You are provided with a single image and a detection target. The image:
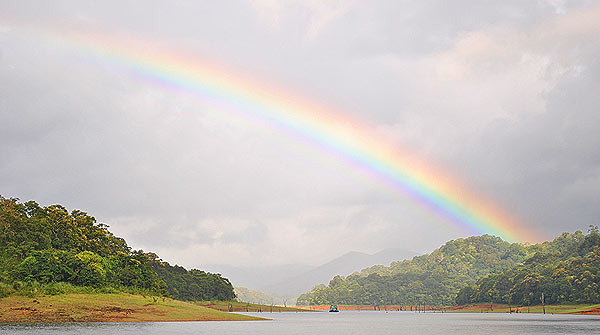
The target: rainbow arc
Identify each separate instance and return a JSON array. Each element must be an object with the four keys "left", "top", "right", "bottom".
[{"left": 47, "top": 31, "right": 538, "bottom": 242}]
